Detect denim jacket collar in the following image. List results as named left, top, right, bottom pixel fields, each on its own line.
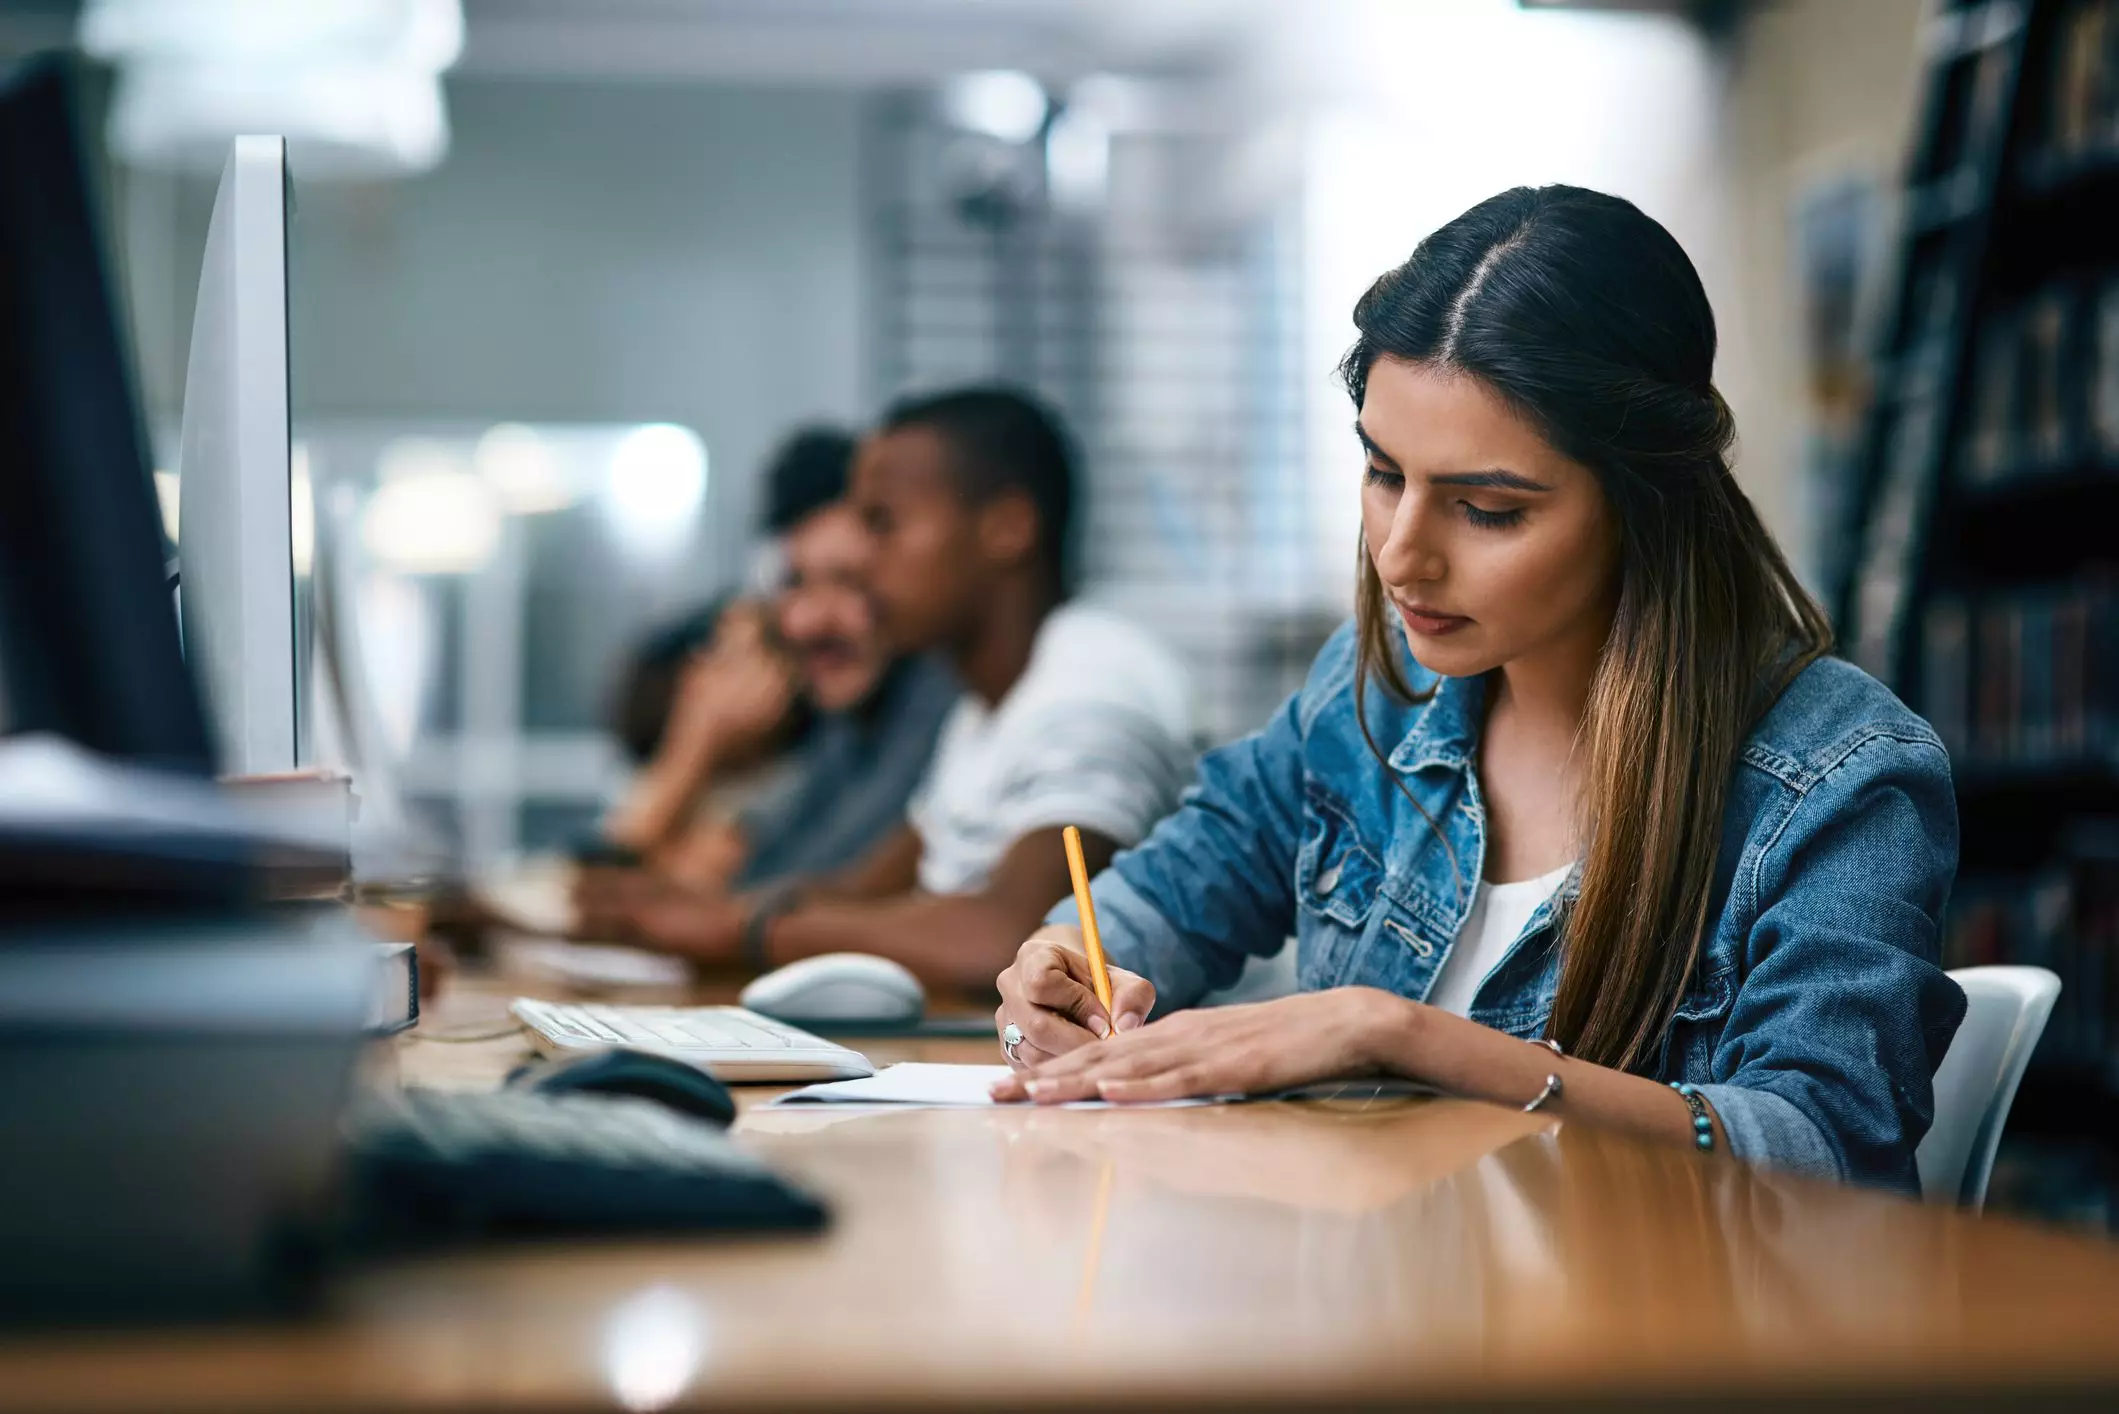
left=1385, top=669, right=1486, bottom=775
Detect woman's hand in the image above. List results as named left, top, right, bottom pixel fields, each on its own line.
left=993, top=926, right=1157, bottom=1069
left=988, top=988, right=1406, bottom=1104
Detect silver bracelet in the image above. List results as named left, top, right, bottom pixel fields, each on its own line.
left=1523, top=1036, right=1564, bottom=1113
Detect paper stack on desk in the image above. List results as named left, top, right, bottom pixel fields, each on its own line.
left=769, top=1062, right=1222, bottom=1109
left=769, top=1066, right=1445, bottom=1109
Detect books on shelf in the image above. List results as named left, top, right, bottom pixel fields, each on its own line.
left=1965, top=303, right=2021, bottom=482
left=1925, top=597, right=1973, bottom=752
left=1922, top=577, right=2119, bottom=770
left=1960, top=274, right=2119, bottom=488
left=1843, top=17, right=2022, bottom=684
left=2034, top=0, right=2119, bottom=176
left=2092, top=280, right=2119, bottom=452
left=1947, top=850, right=2119, bottom=1072
left=2025, top=285, right=2075, bottom=466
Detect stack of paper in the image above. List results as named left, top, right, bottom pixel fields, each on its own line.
left=769, top=1062, right=1223, bottom=1109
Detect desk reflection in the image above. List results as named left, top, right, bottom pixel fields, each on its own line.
left=11, top=1090, right=2119, bottom=1412
left=735, top=1094, right=1974, bottom=1370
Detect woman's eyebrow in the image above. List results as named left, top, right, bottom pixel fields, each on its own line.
left=1429, top=469, right=1554, bottom=493
left=1358, top=422, right=1553, bottom=493
left=1354, top=422, right=1399, bottom=469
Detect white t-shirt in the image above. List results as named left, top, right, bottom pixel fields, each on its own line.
left=908, top=603, right=1194, bottom=896
left=1424, top=861, right=1573, bottom=1017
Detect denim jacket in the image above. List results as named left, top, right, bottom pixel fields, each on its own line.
left=1056, top=622, right=1966, bottom=1192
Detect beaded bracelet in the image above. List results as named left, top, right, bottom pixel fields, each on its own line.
left=1670, top=1081, right=1716, bottom=1153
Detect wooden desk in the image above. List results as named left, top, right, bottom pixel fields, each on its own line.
left=9, top=962, right=2119, bottom=1412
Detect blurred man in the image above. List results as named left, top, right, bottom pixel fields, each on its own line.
left=577, top=387, right=1195, bottom=992
left=598, top=426, right=957, bottom=890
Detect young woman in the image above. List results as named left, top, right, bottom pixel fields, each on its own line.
left=989, top=185, right=1965, bottom=1193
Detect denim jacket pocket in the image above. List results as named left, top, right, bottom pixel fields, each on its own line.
left=1294, top=784, right=1383, bottom=928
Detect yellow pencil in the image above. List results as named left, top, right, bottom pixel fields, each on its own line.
left=1061, top=825, right=1115, bottom=1037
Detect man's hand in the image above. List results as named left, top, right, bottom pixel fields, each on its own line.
left=655, top=820, right=751, bottom=892
left=661, top=602, right=799, bottom=766
left=570, top=867, right=748, bottom=965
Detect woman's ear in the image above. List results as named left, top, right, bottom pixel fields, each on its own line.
left=974, top=490, right=1040, bottom=570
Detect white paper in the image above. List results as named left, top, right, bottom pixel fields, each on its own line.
left=503, top=936, right=690, bottom=989
left=767, top=1061, right=1225, bottom=1109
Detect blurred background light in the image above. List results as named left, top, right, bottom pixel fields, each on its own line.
left=361, top=437, right=500, bottom=574
left=152, top=469, right=180, bottom=544
left=602, top=424, right=707, bottom=562
left=939, top=69, right=1048, bottom=145
left=290, top=440, right=315, bottom=577
left=78, top=0, right=464, bottom=177
left=475, top=422, right=579, bottom=515
left=375, top=435, right=468, bottom=487
left=1045, top=102, right=1110, bottom=213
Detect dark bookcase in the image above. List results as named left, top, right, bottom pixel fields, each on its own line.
left=1842, top=0, right=2119, bottom=1227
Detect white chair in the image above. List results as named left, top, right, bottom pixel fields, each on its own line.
left=1915, top=965, right=2061, bottom=1209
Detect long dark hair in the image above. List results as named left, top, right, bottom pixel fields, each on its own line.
left=1339, top=185, right=1832, bottom=1073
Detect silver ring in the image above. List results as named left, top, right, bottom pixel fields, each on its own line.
left=1001, top=1021, right=1025, bottom=1065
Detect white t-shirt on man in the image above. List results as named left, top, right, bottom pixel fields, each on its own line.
left=908, top=602, right=1195, bottom=896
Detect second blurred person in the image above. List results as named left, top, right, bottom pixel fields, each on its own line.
left=601, top=427, right=957, bottom=891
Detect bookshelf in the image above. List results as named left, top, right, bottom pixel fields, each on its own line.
left=1842, top=0, right=2119, bottom=1227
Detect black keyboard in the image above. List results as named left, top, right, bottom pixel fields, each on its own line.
left=343, top=1087, right=826, bottom=1242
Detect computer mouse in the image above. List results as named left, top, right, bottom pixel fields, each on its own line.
left=507, top=1047, right=737, bottom=1128
left=740, top=952, right=926, bottom=1026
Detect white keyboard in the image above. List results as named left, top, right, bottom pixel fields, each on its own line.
left=510, top=999, right=876, bottom=1082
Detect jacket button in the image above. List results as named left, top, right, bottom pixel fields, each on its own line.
left=1316, top=862, right=1342, bottom=894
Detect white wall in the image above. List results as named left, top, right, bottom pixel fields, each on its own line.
left=1277, top=0, right=1925, bottom=603
left=1721, top=0, right=1927, bottom=585
left=117, top=76, right=870, bottom=595
left=1283, top=3, right=1743, bottom=601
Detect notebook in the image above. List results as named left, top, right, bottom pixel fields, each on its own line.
left=768, top=1062, right=1228, bottom=1109
left=767, top=1065, right=1445, bottom=1110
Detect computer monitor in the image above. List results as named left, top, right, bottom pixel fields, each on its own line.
left=176, top=135, right=300, bottom=777
left=0, top=56, right=215, bottom=775
left=310, top=481, right=453, bottom=882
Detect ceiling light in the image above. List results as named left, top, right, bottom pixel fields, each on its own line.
left=940, top=70, right=1048, bottom=145
left=78, top=0, right=463, bottom=178
left=603, top=424, right=708, bottom=562
left=1046, top=105, right=1110, bottom=212
left=363, top=437, right=499, bottom=574
left=475, top=423, right=579, bottom=515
